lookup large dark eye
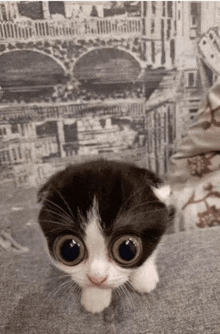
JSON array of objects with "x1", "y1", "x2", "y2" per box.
[
  {"x1": 111, "y1": 235, "x2": 142, "y2": 267},
  {"x1": 53, "y1": 235, "x2": 86, "y2": 266}
]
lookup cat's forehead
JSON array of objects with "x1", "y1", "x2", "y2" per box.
[
  {"x1": 85, "y1": 198, "x2": 106, "y2": 248},
  {"x1": 40, "y1": 160, "x2": 160, "y2": 196},
  {"x1": 43, "y1": 161, "x2": 160, "y2": 208}
]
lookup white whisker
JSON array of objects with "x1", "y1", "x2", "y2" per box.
[
  {"x1": 115, "y1": 185, "x2": 148, "y2": 221},
  {"x1": 115, "y1": 201, "x2": 167, "y2": 227},
  {"x1": 40, "y1": 219, "x2": 72, "y2": 227},
  {"x1": 40, "y1": 207, "x2": 74, "y2": 226},
  {"x1": 116, "y1": 183, "x2": 163, "y2": 221},
  {"x1": 46, "y1": 275, "x2": 80, "y2": 302},
  {"x1": 119, "y1": 284, "x2": 134, "y2": 310},
  {"x1": 122, "y1": 200, "x2": 166, "y2": 216},
  {"x1": 42, "y1": 196, "x2": 74, "y2": 220},
  {"x1": 50, "y1": 184, "x2": 75, "y2": 220}
]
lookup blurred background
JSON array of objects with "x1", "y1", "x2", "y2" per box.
[
  {"x1": 1, "y1": 1, "x2": 219, "y2": 190},
  {"x1": 0, "y1": 1, "x2": 219, "y2": 198}
]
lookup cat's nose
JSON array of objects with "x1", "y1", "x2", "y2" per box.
[{"x1": 88, "y1": 275, "x2": 107, "y2": 285}]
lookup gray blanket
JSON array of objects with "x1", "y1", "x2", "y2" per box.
[{"x1": 1, "y1": 221, "x2": 220, "y2": 334}]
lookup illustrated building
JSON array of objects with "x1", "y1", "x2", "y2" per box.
[{"x1": 0, "y1": 1, "x2": 218, "y2": 185}]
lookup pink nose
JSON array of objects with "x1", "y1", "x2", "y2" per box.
[{"x1": 88, "y1": 275, "x2": 107, "y2": 285}]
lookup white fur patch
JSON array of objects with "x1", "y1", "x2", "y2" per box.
[
  {"x1": 85, "y1": 199, "x2": 109, "y2": 280},
  {"x1": 81, "y1": 199, "x2": 128, "y2": 313},
  {"x1": 130, "y1": 250, "x2": 159, "y2": 294},
  {"x1": 81, "y1": 287, "x2": 112, "y2": 314},
  {"x1": 153, "y1": 185, "x2": 171, "y2": 205}
]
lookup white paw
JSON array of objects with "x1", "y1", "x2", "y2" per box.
[
  {"x1": 130, "y1": 258, "x2": 159, "y2": 294},
  {"x1": 81, "y1": 288, "x2": 112, "y2": 313}
]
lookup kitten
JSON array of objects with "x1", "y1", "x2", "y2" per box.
[{"x1": 38, "y1": 159, "x2": 170, "y2": 314}]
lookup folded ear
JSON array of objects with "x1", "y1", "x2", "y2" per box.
[
  {"x1": 37, "y1": 169, "x2": 66, "y2": 203},
  {"x1": 37, "y1": 180, "x2": 51, "y2": 203},
  {"x1": 152, "y1": 184, "x2": 171, "y2": 206}
]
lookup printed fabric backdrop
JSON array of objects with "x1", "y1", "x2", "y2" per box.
[{"x1": 0, "y1": 1, "x2": 220, "y2": 246}]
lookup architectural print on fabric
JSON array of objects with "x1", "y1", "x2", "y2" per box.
[{"x1": 0, "y1": 1, "x2": 219, "y2": 189}]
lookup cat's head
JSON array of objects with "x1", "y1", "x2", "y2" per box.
[{"x1": 38, "y1": 159, "x2": 170, "y2": 290}]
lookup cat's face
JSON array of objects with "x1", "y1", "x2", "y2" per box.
[{"x1": 38, "y1": 160, "x2": 170, "y2": 292}]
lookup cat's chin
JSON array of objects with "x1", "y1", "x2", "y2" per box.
[{"x1": 81, "y1": 287, "x2": 112, "y2": 314}]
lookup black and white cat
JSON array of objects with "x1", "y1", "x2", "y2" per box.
[{"x1": 38, "y1": 159, "x2": 170, "y2": 314}]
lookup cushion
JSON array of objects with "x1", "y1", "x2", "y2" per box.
[
  {"x1": 1, "y1": 218, "x2": 220, "y2": 334},
  {"x1": 169, "y1": 79, "x2": 220, "y2": 231}
]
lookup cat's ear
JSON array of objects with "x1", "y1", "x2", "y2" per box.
[
  {"x1": 152, "y1": 184, "x2": 171, "y2": 206},
  {"x1": 37, "y1": 169, "x2": 66, "y2": 203},
  {"x1": 137, "y1": 167, "x2": 171, "y2": 205},
  {"x1": 37, "y1": 180, "x2": 51, "y2": 203}
]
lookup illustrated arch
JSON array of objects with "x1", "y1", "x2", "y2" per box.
[
  {"x1": 73, "y1": 47, "x2": 142, "y2": 84},
  {"x1": 0, "y1": 49, "x2": 67, "y2": 89}
]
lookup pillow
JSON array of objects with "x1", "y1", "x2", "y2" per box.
[
  {"x1": 2, "y1": 225, "x2": 220, "y2": 333},
  {"x1": 169, "y1": 79, "x2": 220, "y2": 231}
]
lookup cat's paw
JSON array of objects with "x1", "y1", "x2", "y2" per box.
[
  {"x1": 81, "y1": 288, "x2": 112, "y2": 313},
  {"x1": 131, "y1": 269, "x2": 159, "y2": 294},
  {"x1": 130, "y1": 261, "x2": 159, "y2": 294}
]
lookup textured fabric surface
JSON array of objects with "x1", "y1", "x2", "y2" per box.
[
  {"x1": 169, "y1": 79, "x2": 220, "y2": 187},
  {"x1": 169, "y1": 79, "x2": 220, "y2": 230},
  {"x1": 1, "y1": 223, "x2": 220, "y2": 334}
]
